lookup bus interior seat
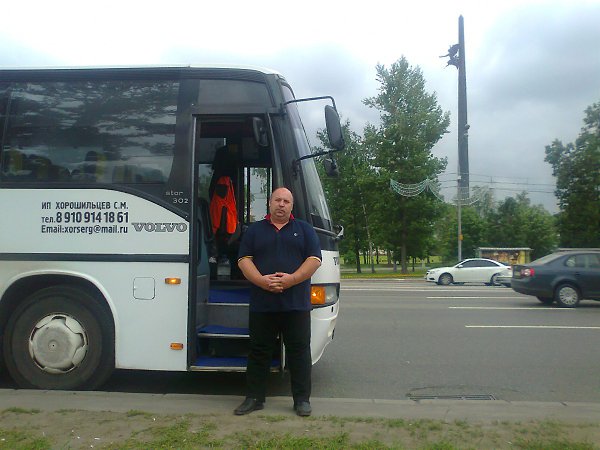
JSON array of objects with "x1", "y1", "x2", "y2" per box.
[
  {"x1": 113, "y1": 164, "x2": 165, "y2": 184},
  {"x1": 81, "y1": 150, "x2": 107, "y2": 181},
  {"x1": 143, "y1": 168, "x2": 165, "y2": 182},
  {"x1": 44, "y1": 163, "x2": 70, "y2": 181},
  {"x1": 1, "y1": 149, "x2": 25, "y2": 177},
  {"x1": 112, "y1": 165, "x2": 135, "y2": 183},
  {"x1": 27, "y1": 155, "x2": 69, "y2": 181}
]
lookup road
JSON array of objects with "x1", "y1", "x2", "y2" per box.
[
  {"x1": 2, "y1": 279, "x2": 600, "y2": 402},
  {"x1": 319, "y1": 279, "x2": 600, "y2": 402}
]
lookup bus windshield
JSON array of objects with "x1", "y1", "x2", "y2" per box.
[{"x1": 283, "y1": 87, "x2": 332, "y2": 231}]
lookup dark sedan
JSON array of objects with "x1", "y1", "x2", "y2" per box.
[{"x1": 511, "y1": 251, "x2": 600, "y2": 307}]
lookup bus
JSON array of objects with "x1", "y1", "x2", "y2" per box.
[{"x1": 0, "y1": 66, "x2": 344, "y2": 390}]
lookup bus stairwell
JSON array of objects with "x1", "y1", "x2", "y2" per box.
[{"x1": 192, "y1": 283, "x2": 281, "y2": 372}]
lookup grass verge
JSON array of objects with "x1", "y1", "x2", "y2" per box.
[{"x1": 0, "y1": 409, "x2": 598, "y2": 449}]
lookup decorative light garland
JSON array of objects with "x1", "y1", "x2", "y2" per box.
[{"x1": 390, "y1": 179, "x2": 489, "y2": 206}]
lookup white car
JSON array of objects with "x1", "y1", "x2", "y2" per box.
[
  {"x1": 496, "y1": 267, "x2": 513, "y2": 287},
  {"x1": 425, "y1": 258, "x2": 511, "y2": 286}
]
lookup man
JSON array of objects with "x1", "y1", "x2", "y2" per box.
[{"x1": 234, "y1": 187, "x2": 321, "y2": 417}]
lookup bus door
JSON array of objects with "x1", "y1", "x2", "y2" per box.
[{"x1": 190, "y1": 112, "x2": 282, "y2": 371}]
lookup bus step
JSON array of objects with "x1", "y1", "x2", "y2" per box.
[
  {"x1": 190, "y1": 356, "x2": 280, "y2": 372},
  {"x1": 197, "y1": 325, "x2": 249, "y2": 338},
  {"x1": 208, "y1": 288, "x2": 250, "y2": 304}
]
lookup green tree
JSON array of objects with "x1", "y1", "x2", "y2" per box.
[
  {"x1": 317, "y1": 121, "x2": 373, "y2": 272},
  {"x1": 363, "y1": 57, "x2": 449, "y2": 272},
  {"x1": 434, "y1": 204, "x2": 488, "y2": 262},
  {"x1": 434, "y1": 193, "x2": 558, "y2": 261},
  {"x1": 545, "y1": 101, "x2": 600, "y2": 248},
  {"x1": 485, "y1": 193, "x2": 558, "y2": 259}
]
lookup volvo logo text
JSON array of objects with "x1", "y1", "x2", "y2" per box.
[{"x1": 132, "y1": 222, "x2": 188, "y2": 232}]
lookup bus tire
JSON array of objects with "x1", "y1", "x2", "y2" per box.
[{"x1": 3, "y1": 285, "x2": 114, "y2": 390}]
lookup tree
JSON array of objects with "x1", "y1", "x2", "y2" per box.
[
  {"x1": 363, "y1": 57, "x2": 449, "y2": 272},
  {"x1": 434, "y1": 193, "x2": 558, "y2": 261},
  {"x1": 317, "y1": 121, "x2": 373, "y2": 272},
  {"x1": 434, "y1": 205, "x2": 488, "y2": 261},
  {"x1": 485, "y1": 193, "x2": 558, "y2": 259},
  {"x1": 545, "y1": 101, "x2": 600, "y2": 248}
]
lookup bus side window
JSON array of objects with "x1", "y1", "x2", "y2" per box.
[{"x1": 1, "y1": 80, "x2": 177, "y2": 189}]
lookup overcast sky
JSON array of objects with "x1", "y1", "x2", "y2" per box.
[{"x1": 2, "y1": 0, "x2": 599, "y2": 212}]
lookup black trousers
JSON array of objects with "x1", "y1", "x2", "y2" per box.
[{"x1": 246, "y1": 310, "x2": 311, "y2": 403}]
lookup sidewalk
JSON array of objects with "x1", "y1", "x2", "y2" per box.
[{"x1": 2, "y1": 389, "x2": 600, "y2": 423}]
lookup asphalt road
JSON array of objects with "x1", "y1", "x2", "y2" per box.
[
  {"x1": 322, "y1": 279, "x2": 600, "y2": 402},
  {"x1": 2, "y1": 279, "x2": 600, "y2": 403}
]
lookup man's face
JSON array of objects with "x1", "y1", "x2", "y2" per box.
[{"x1": 269, "y1": 188, "x2": 293, "y2": 223}]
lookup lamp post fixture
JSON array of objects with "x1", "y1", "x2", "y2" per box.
[{"x1": 442, "y1": 15, "x2": 469, "y2": 261}]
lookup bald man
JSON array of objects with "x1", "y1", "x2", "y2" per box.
[{"x1": 234, "y1": 187, "x2": 321, "y2": 417}]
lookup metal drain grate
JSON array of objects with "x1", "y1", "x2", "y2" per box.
[{"x1": 408, "y1": 394, "x2": 497, "y2": 401}]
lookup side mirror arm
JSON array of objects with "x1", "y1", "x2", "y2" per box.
[{"x1": 292, "y1": 149, "x2": 342, "y2": 176}]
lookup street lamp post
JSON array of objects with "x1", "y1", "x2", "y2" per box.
[
  {"x1": 457, "y1": 175, "x2": 462, "y2": 261},
  {"x1": 442, "y1": 15, "x2": 469, "y2": 262},
  {"x1": 457, "y1": 16, "x2": 469, "y2": 194}
]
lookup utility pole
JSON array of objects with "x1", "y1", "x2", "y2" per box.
[
  {"x1": 457, "y1": 15, "x2": 469, "y2": 195},
  {"x1": 441, "y1": 15, "x2": 469, "y2": 261}
]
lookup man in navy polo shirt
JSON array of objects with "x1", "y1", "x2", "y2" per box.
[{"x1": 234, "y1": 187, "x2": 321, "y2": 417}]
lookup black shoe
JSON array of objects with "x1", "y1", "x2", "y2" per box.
[
  {"x1": 294, "y1": 401, "x2": 312, "y2": 417},
  {"x1": 234, "y1": 398, "x2": 264, "y2": 415}
]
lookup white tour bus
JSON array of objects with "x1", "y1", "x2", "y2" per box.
[{"x1": 0, "y1": 66, "x2": 344, "y2": 390}]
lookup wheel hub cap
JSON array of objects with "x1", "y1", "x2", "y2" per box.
[
  {"x1": 29, "y1": 314, "x2": 88, "y2": 373},
  {"x1": 559, "y1": 287, "x2": 578, "y2": 306}
]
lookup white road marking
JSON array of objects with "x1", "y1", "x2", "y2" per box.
[
  {"x1": 342, "y1": 288, "x2": 433, "y2": 291},
  {"x1": 450, "y1": 306, "x2": 573, "y2": 311},
  {"x1": 466, "y1": 325, "x2": 600, "y2": 329},
  {"x1": 427, "y1": 296, "x2": 517, "y2": 299},
  {"x1": 343, "y1": 288, "x2": 507, "y2": 293}
]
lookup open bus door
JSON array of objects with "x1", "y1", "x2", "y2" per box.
[{"x1": 190, "y1": 112, "x2": 283, "y2": 372}]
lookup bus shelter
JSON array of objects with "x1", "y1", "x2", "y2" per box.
[{"x1": 477, "y1": 247, "x2": 532, "y2": 265}]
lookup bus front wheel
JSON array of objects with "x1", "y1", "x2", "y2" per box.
[{"x1": 3, "y1": 285, "x2": 114, "y2": 390}]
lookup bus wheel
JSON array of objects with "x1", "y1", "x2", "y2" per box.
[{"x1": 3, "y1": 285, "x2": 114, "y2": 390}]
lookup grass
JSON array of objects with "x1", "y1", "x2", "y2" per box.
[
  {"x1": 1, "y1": 409, "x2": 598, "y2": 449},
  {"x1": 100, "y1": 416, "x2": 600, "y2": 449},
  {"x1": 0, "y1": 429, "x2": 50, "y2": 450},
  {"x1": 1, "y1": 407, "x2": 41, "y2": 415},
  {"x1": 341, "y1": 265, "x2": 427, "y2": 279},
  {"x1": 125, "y1": 409, "x2": 155, "y2": 418}
]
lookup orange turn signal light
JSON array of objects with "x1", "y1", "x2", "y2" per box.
[
  {"x1": 311, "y1": 285, "x2": 326, "y2": 305},
  {"x1": 165, "y1": 277, "x2": 181, "y2": 285},
  {"x1": 170, "y1": 343, "x2": 184, "y2": 350}
]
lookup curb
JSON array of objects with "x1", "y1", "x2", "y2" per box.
[{"x1": 2, "y1": 390, "x2": 600, "y2": 423}]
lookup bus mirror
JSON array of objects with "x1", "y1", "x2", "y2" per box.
[
  {"x1": 325, "y1": 105, "x2": 345, "y2": 151},
  {"x1": 323, "y1": 156, "x2": 339, "y2": 177},
  {"x1": 334, "y1": 224, "x2": 344, "y2": 240},
  {"x1": 252, "y1": 117, "x2": 269, "y2": 147}
]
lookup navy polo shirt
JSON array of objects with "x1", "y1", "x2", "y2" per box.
[{"x1": 238, "y1": 215, "x2": 322, "y2": 312}]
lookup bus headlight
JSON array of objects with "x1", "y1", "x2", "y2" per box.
[{"x1": 311, "y1": 284, "x2": 338, "y2": 307}]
